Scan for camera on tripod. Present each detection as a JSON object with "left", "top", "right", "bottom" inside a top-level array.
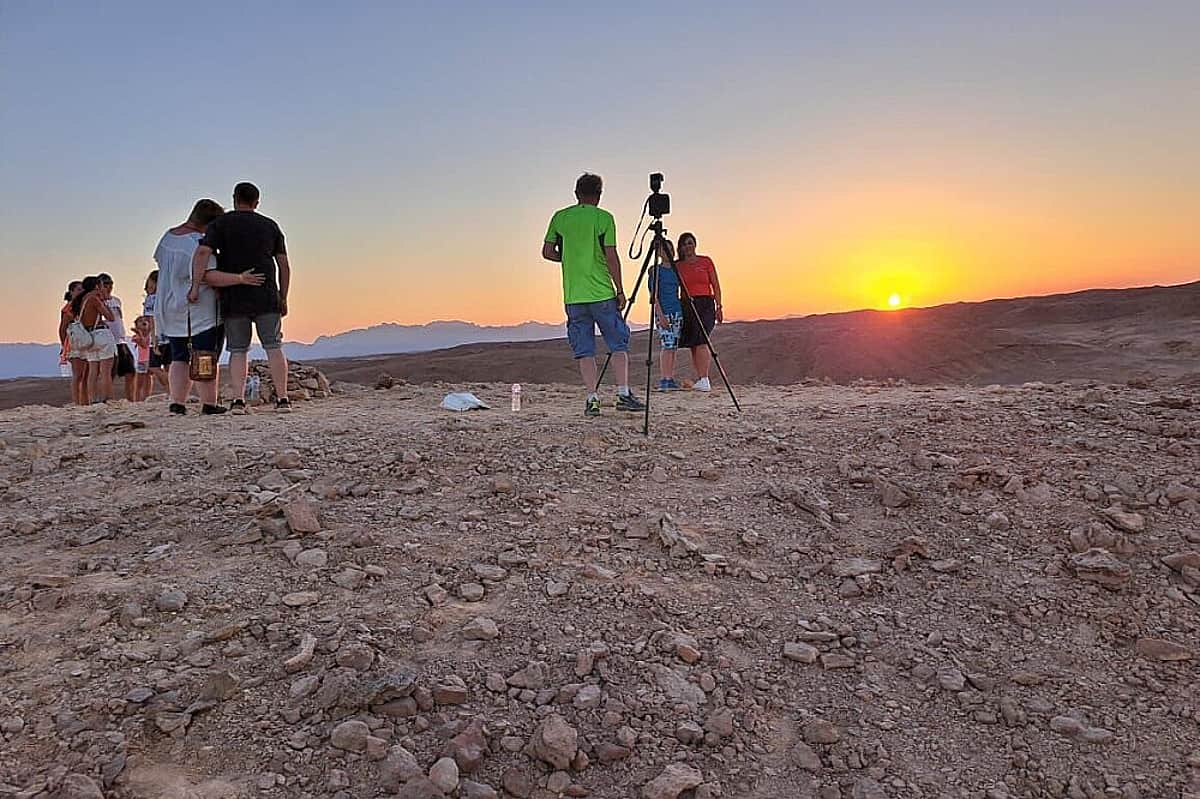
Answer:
[{"left": 648, "top": 172, "right": 670, "bottom": 218}]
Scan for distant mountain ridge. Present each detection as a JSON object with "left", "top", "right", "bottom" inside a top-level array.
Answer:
[{"left": 0, "top": 320, "right": 565, "bottom": 379}]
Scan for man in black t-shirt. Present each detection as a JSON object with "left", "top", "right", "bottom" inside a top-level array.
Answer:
[{"left": 189, "top": 181, "right": 294, "bottom": 414}]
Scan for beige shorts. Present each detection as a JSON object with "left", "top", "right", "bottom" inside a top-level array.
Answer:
[{"left": 85, "top": 328, "right": 118, "bottom": 362}]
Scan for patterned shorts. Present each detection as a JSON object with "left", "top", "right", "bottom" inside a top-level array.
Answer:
[{"left": 656, "top": 312, "right": 682, "bottom": 350}]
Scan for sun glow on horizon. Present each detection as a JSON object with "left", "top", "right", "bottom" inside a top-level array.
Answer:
[{"left": 887, "top": 293, "right": 902, "bottom": 309}]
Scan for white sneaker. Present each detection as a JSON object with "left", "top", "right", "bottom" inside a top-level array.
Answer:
[{"left": 693, "top": 377, "right": 711, "bottom": 392}]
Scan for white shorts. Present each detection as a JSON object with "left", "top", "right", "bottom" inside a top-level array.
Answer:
[{"left": 85, "top": 328, "right": 118, "bottom": 362}]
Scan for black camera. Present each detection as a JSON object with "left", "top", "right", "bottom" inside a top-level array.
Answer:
[{"left": 648, "top": 172, "right": 670, "bottom": 217}]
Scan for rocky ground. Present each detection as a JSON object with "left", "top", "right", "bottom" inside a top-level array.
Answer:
[{"left": 0, "top": 380, "right": 1197, "bottom": 799}]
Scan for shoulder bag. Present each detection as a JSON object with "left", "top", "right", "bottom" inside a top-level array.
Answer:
[{"left": 187, "top": 307, "right": 218, "bottom": 382}]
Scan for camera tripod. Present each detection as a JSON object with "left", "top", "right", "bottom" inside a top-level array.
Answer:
[{"left": 597, "top": 217, "right": 740, "bottom": 435}]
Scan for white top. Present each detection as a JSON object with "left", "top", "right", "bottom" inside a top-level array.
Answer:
[
  {"left": 105, "top": 297, "right": 128, "bottom": 341},
  {"left": 153, "top": 230, "right": 218, "bottom": 338}
]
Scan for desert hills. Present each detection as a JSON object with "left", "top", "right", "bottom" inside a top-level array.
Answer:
[
  {"left": 5, "top": 281, "right": 1199, "bottom": 413},
  {"left": 311, "top": 281, "right": 1200, "bottom": 389}
]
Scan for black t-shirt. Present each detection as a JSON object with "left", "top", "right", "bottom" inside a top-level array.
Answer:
[{"left": 200, "top": 210, "right": 287, "bottom": 317}]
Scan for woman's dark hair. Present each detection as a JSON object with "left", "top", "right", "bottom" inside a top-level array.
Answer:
[
  {"left": 145, "top": 269, "right": 159, "bottom": 293},
  {"left": 677, "top": 232, "right": 697, "bottom": 254},
  {"left": 71, "top": 276, "right": 99, "bottom": 317},
  {"left": 63, "top": 280, "right": 83, "bottom": 302}
]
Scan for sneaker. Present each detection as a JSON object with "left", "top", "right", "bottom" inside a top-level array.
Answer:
[
  {"left": 656, "top": 378, "right": 670, "bottom": 392},
  {"left": 584, "top": 396, "right": 601, "bottom": 417},
  {"left": 616, "top": 391, "right": 646, "bottom": 412},
  {"left": 693, "top": 377, "right": 712, "bottom": 392},
  {"left": 229, "top": 398, "right": 248, "bottom": 415},
  {"left": 664, "top": 378, "right": 681, "bottom": 391},
  {"left": 276, "top": 397, "right": 293, "bottom": 414},
  {"left": 201, "top": 403, "right": 228, "bottom": 415},
  {"left": 168, "top": 403, "right": 186, "bottom": 416}
]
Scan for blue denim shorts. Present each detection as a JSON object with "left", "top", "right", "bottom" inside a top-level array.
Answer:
[
  {"left": 168, "top": 324, "right": 224, "bottom": 363},
  {"left": 565, "top": 299, "right": 630, "bottom": 359}
]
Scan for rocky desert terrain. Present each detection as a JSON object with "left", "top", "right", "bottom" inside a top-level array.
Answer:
[{"left": 0, "top": 377, "right": 1198, "bottom": 799}]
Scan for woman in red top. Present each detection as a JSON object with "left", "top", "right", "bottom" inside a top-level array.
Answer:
[{"left": 675, "top": 232, "right": 723, "bottom": 392}]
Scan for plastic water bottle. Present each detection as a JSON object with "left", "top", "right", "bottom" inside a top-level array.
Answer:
[
  {"left": 247, "top": 375, "right": 261, "bottom": 402},
  {"left": 59, "top": 361, "right": 71, "bottom": 378},
  {"left": 511, "top": 383, "right": 521, "bottom": 411}
]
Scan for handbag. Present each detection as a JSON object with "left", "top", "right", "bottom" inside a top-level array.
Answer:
[
  {"left": 187, "top": 308, "right": 218, "bottom": 382},
  {"left": 66, "top": 319, "right": 94, "bottom": 353}
]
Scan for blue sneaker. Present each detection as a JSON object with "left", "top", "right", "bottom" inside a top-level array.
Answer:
[
  {"left": 663, "top": 378, "right": 681, "bottom": 391},
  {"left": 616, "top": 392, "right": 646, "bottom": 412},
  {"left": 656, "top": 378, "right": 670, "bottom": 392}
]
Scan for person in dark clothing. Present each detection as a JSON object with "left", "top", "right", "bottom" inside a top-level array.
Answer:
[{"left": 189, "top": 181, "right": 293, "bottom": 414}]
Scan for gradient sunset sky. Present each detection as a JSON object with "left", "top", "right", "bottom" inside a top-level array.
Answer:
[{"left": 2, "top": 1, "right": 1197, "bottom": 344}]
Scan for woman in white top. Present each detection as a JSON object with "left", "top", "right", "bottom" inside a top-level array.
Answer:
[{"left": 154, "top": 199, "right": 262, "bottom": 416}]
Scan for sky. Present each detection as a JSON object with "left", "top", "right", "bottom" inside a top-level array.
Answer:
[{"left": 1, "top": 0, "right": 1198, "bottom": 344}]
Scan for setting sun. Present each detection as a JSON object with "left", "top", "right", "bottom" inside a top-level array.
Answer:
[{"left": 887, "top": 293, "right": 902, "bottom": 309}]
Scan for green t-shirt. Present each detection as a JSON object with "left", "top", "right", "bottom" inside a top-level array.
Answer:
[{"left": 544, "top": 204, "right": 618, "bottom": 305}]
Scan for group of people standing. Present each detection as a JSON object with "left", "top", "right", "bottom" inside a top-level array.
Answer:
[
  {"left": 57, "top": 181, "right": 294, "bottom": 416},
  {"left": 58, "top": 272, "right": 163, "bottom": 405},
  {"left": 542, "top": 173, "right": 724, "bottom": 416}
]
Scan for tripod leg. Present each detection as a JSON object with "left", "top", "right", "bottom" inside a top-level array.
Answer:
[
  {"left": 596, "top": 244, "right": 656, "bottom": 393},
  {"left": 643, "top": 248, "right": 659, "bottom": 436}
]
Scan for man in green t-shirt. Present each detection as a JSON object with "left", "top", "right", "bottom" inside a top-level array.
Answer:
[{"left": 542, "top": 173, "right": 645, "bottom": 417}]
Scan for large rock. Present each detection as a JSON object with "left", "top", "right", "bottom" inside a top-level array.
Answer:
[
  {"left": 506, "top": 661, "right": 547, "bottom": 689},
  {"left": 1067, "top": 548, "right": 1131, "bottom": 589},
  {"left": 429, "top": 757, "right": 460, "bottom": 794},
  {"left": 448, "top": 718, "right": 488, "bottom": 772},
  {"left": 1135, "top": 638, "right": 1193, "bottom": 662},
  {"left": 284, "top": 498, "right": 321, "bottom": 534},
  {"left": 397, "top": 777, "right": 446, "bottom": 799},
  {"left": 642, "top": 764, "right": 703, "bottom": 799},
  {"left": 530, "top": 714, "right": 578, "bottom": 770},
  {"left": 379, "top": 745, "right": 423, "bottom": 790},
  {"left": 55, "top": 775, "right": 105, "bottom": 799},
  {"left": 650, "top": 664, "right": 706, "bottom": 708},
  {"left": 330, "top": 719, "right": 369, "bottom": 752}
]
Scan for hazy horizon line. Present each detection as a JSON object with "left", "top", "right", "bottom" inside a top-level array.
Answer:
[{"left": 5, "top": 277, "right": 1196, "bottom": 348}]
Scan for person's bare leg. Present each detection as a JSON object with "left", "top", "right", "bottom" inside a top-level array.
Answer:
[
  {"left": 661, "top": 349, "right": 677, "bottom": 381},
  {"left": 229, "top": 352, "right": 250, "bottom": 401},
  {"left": 266, "top": 349, "right": 288, "bottom": 401},
  {"left": 578, "top": 357, "right": 599, "bottom": 394},
  {"left": 691, "top": 346, "right": 711, "bottom": 380},
  {"left": 198, "top": 366, "right": 220, "bottom": 406},
  {"left": 124, "top": 374, "right": 136, "bottom": 401},
  {"left": 77, "top": 361, "right": 91, "bottom": 405},
  {"left": 613, "top": 351, "right": 630, "bottom": 389},
  {"left": 70, "top": 360, "right": 85, "bottom": 405},
  {"left": 168, "top": 362, "right": 191, "bottom": 405},
  {"left": 97, "top": 359, "right": 114, "bottom": 401}
]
